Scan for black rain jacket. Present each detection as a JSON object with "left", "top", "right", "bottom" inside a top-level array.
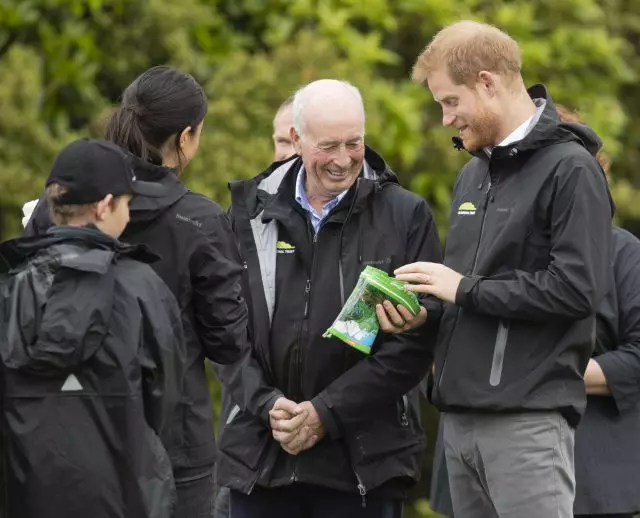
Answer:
[
  {"left": 216, "top": 147, "right": 442, "bottom": 500},
  {"left": 0, "top": 226, "right": 185, "bottom": 518},
  {"left": 24, "top": 163, "right": 251, "bottom": 473},
  {"left": 431, "top": 85, "right": 613, "bottom": 427}
]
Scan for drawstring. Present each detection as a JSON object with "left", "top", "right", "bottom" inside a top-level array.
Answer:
[
  {"left": 357, "top": 212, "right": 363, "bottom": 266},
  {"left": 338, "top": 179, "right": 362, "bottom": 306},
  {"left": 339, "top": 262, "right": 346, "bottom": 307}
]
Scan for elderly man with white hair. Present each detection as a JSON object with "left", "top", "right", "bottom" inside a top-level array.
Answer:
[{"left": 215, "top": 79, "right": 442, "bottom": 518}]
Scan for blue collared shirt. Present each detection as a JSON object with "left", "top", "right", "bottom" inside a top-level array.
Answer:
[{"left": 295, "top": 168, "right": 347, "bottom": 233}]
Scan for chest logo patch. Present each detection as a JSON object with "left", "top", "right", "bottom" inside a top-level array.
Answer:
[
  {"left": 457, "top": 201, "right": 477, "bottom": 216},
  {"left": 276, "top": 241, "right": 296, "bottom": 255}
]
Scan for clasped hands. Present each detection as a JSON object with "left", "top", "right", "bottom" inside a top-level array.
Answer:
[{"left": 269, "top": 398, "right": 326, "bottom": 456}]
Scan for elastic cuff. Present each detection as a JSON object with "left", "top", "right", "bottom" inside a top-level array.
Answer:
[
  {"left": 455, "top": 276, "right": 482, "bottom": 307},
  {"left": 261, "top": 390, "right": 285, "bottom": 424},
  {"left": 311, "top": 394, "right": 342, "bottom": 439}
]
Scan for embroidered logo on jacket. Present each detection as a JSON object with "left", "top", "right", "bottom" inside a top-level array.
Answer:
[
  {"left": 276, "top": 241, "right": 295, "bottom": 254},
  {"left": 362, "top": 257, "right": 391, "bottom": 266},
  {"left": 176, "top": 213, "right": 203, "bottom": 228},
  {"left": 457, "top": 202, "right": 477, "bottom": 216}
]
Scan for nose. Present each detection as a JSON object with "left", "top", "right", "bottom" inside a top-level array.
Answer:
[
  {"left": 443, "top": 112, "right": 456, "bottom": 127},
  {"left": 334, "top": 146, "right": 352, "bottom": 169}
]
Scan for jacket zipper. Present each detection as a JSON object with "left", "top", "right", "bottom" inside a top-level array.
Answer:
[
  {"left": 303, "top": 278, "right": 311, "bottom": 317},
  {"left": 297, "top": 231, "right": 317, "bottom": 394},
  {"left": 470, "top": 180, "right": 493, "bottom": 275},
  {"left": 436, "top": 176, "right": 493, "bottom": 397},
  {"left": 291, "top": 230, "right": 317, "bottom": 484}
]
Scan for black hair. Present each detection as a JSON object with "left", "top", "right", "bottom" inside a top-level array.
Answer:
[{"left": 105, "top": 66, "right": 207, "bottom": 168}]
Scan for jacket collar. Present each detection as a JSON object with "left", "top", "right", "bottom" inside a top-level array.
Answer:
[{"left": 0, "top": 225, "right": 159, "bottom": 273}]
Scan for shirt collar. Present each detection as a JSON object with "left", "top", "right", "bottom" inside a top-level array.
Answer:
[
  {"left": 485, "top": 100, "right": 547, "bottom": 156},
  {"left": 295, "top": 167, "right": 348, "bottom": 214}
]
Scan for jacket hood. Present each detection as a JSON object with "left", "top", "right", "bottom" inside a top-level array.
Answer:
[
  {"left": 0, "top": 226, "right": 157, "bottom": 375},
  {"left": 558, "top": 119, "right": 614, "bottom": 217},
  {"left": 452, "top": 84, "right": 603, "bottom": 157},
  {"left": 248, "top": 145, "right": 397, "bottom": 189},
  {"left": 451, "top": 84, "right": 614, "bottom": 216},
  {"left": 127, "top": 158, "right": 189, "bottom": 224},
  {"left": 230, "top": 145, "right": 399, "bottom": 219},
  {"left": 1, "top": 225, "right": 158, "bottom": 272},
  {"left": 557, "top": 121, "right": 603, "bottom": 157}
]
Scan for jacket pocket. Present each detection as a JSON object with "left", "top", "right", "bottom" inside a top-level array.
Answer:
[
  {"left": 347, "top": 417, "right": 425, "bottom": 491},
  {"left": 489, "top": 320, "right": 510, "bottom": 387}
]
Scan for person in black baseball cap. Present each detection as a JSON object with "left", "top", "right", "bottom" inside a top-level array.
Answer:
[
  {"left": 0, "top": 140, "right": 186, "bottom": 517},
  {"left": 44, "top": 138, "right": 165, "bottom": 238}
]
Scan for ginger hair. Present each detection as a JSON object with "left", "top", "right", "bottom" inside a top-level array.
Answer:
[{"left": 412, "top": 20, "right": 522, "bottom": 88}]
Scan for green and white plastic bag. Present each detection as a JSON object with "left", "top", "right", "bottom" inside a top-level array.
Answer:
[{"left": 323, "top": 266, "right": 420, "bottom": 355}]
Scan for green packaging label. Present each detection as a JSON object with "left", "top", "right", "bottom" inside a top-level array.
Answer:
[{"left": 322, "top": 266, "right": 420, "bottom": 355}]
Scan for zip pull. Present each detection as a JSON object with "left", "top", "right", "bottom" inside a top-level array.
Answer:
[
  {"left": 358, "top": 483, "right": 367, "bottom": 508},
  {"left": 399, "top": 395, "right": 409, "bottom": 427},
  {"left": 354, "top": 470, "right": 367, "bottom": 508},
  {"left": 303, "top": 279, "right": 311, "bottom": 317}
]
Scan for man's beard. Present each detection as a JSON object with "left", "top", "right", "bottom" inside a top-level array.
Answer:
[{"left": 461, "top": 103, "right": 501, "bottom": 151}]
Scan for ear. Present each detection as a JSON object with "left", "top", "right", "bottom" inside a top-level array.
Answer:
[
  {"left": 477, "top": 71, "right": 497, "bottom": 97},
  {"left": 95, "top": 194, "right": 114, "bottom": 221},
  {"left": 179, "top": 126, "right": 192, "bottom": 150},
  {"left": 290, "top": 127, "right": 302, "bottom": 154}
]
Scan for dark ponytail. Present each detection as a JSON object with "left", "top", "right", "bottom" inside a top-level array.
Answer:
[{"left": 105, "top": 66, "right": 207, "bottom": 167}]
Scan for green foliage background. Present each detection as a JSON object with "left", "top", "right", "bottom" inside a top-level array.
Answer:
[{"left": 3, "top": 1, "right": 640, "bottom": 515}]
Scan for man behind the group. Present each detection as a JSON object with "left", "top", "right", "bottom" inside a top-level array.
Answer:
[
  {"left": 215, "top": 79, "right": 441, "bottom": 518},
  {"left": 273, "top": 95, "right": 296, "bottom": 162},
  {"left": 0, "top": 139, "right": 186, "bottom": 518},
  {"left": 394, "top": 21, "right": 613, "bottom": 518}
]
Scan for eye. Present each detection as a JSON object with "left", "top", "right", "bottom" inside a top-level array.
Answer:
[{"left": 320, "top": 144, "right": 339, "bottom": 152}]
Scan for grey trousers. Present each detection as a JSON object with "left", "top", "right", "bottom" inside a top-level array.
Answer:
[{"left": 443, "top": 411, "right": 575, "bottom": 518}]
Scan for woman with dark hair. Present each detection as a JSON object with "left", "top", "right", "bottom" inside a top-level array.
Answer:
[{"left": 24, "top": 66, "right": 255, "bottom": 518}]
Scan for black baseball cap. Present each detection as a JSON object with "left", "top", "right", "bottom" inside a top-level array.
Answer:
[{"left": 45, "top": 139, "right": 166, "bottom": 204}]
